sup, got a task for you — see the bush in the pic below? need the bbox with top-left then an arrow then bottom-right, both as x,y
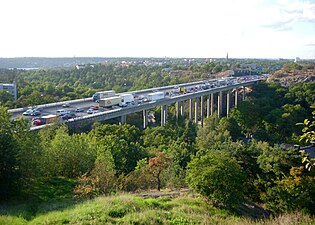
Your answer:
74,160 -> 116,199
262,166 -> 315,214
186,151 -> 246,207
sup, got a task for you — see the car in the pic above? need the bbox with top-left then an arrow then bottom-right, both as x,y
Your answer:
87,109 -> 93,114
61,113 -> 76,120
62,103 -> 70,108
75,108 -> 84,112
30,110 -> 41,116
22,109 -> 33,116
32,119 -> 44,126
87,108 -> 98,114
56,109 -> 69,116
90,106 -> 99,110
112,105 -> 121,109
32,117 -> 41,122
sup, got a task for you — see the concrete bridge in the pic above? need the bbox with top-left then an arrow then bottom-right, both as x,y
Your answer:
29,78 -> 260,131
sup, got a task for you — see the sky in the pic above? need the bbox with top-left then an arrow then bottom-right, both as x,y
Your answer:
0,0 -> 314,59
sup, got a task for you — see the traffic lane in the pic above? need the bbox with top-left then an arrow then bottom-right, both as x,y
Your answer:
12,100 -> 97,120
12,86 -> 193,119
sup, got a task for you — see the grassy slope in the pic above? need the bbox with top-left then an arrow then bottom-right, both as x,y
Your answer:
1,194 -> 315,225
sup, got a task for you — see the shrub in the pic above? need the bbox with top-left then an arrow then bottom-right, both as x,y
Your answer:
186,151 -> 246,207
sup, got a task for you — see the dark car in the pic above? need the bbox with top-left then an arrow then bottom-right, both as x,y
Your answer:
62,103 -> 70,108
75,108 -> 84,112
61,113 -> 76,120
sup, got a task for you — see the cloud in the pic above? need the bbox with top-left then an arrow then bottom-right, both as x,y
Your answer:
261,19 -> 295,31
305,43 -> 315,46
259,0 -> 315,31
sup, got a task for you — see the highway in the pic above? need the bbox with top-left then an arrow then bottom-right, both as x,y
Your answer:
8,75 -> 265,127
9,79 -> 210,119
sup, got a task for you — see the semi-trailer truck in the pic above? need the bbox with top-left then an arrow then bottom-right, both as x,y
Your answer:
147,92 -> 165,101
92,90 -> 116,102
99,94 -> 135,108
120,93 -> 134,107
99,96 -> 122,108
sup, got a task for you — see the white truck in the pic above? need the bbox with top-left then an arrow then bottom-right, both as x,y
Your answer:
99,96 -> 121,108
99,93 -> 135,108
92,90 -> 116,102
147,92 -> 165,101
120,93 -> 134,107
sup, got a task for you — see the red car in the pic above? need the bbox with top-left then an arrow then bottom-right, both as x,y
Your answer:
32,119 -> 43,126
90,106 -> 99,110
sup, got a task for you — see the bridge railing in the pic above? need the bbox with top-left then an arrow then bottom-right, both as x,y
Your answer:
8,97 -> 93,114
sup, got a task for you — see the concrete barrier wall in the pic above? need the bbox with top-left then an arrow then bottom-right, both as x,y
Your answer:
8,97 -> 93,114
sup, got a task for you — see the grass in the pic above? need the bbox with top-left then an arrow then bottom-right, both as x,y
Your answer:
1,193 -> 315,225
0,180 -> 314,225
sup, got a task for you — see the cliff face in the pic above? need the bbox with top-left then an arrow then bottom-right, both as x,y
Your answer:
268,68 -> 315,87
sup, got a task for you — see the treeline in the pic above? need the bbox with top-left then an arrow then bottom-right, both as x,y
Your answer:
1,80 -> 315,215
2,60 -> 311,108
0,64 -> 208,108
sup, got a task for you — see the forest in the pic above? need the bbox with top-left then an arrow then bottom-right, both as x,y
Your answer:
0,58 -> 295,109
0,61 -> 315,224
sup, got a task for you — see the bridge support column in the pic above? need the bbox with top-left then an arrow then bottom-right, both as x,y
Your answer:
165,105 -> 168,120
242,86 -> 245,101
207,94 -> 210,118
180,101 -> 185,117
161,105 -> 166,126
218,91 -> 222,118
121,115 -> 126,124
226,91 -> 230,118
210,93 -> 214,115
200,96 -> 204,127
175,102 -> 180,119
235,90 -> 238,108
143,110 -> 148,129
194,98 -> 199,124
189,99 -> 193,121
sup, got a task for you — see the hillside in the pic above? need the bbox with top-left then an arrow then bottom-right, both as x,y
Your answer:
1,193 -> 314,225
267,66 -> 315,87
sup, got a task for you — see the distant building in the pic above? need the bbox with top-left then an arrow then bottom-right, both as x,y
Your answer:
0,82 -> 17,100
295,57 -> 301,63
162,68 -> 173,72
233,69 -> 263,76
75,64 -> 95,69
76,64 -> 85,69
240,63 -> 257,69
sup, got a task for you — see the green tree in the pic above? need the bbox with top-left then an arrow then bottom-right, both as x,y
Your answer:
0,90 -> 14,105
298,105 -> 315,170
196,114 -> 232,153
74,140 -> 116,198
90,124 -> 147,175
187,151 -> 246,207
262,166 -> 315,214
42,126 -> 96,178
0,107 -> 19,199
